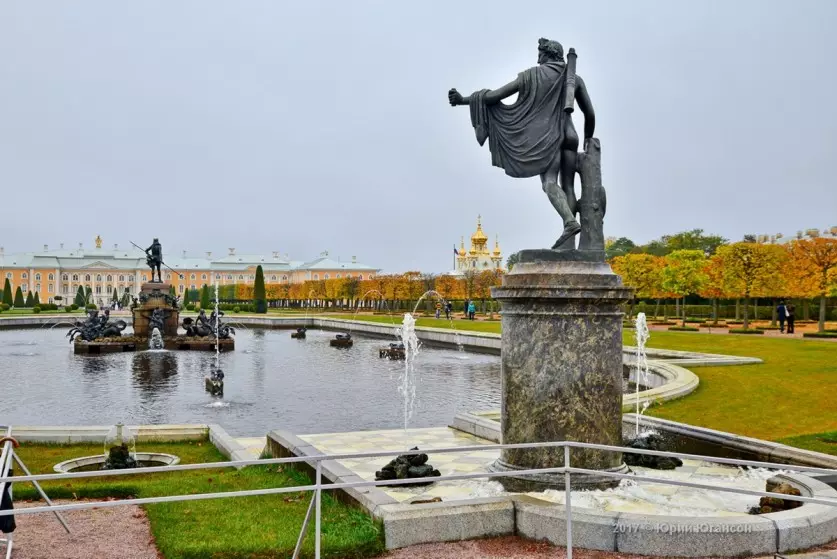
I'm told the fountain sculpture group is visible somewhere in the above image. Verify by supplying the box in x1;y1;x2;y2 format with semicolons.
68;237;235;354
449;38;630;490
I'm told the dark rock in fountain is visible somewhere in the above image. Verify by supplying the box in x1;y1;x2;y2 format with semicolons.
330;332;353;348
749;479;803;514
375;447;441;486
291;327;307;339
380;342;406;360
623;431;683;470
102;443;137;470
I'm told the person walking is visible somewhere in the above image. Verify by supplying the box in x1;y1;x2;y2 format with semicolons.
777;300;788;333
463;299;469;319
444;302;452;320
786;303;796;334
468;300;476;320
435;302;441;319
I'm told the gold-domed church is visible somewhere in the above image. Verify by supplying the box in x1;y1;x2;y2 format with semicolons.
451;216;504;274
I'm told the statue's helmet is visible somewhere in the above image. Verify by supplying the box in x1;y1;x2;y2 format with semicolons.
537;38;564;62
153;238;159;242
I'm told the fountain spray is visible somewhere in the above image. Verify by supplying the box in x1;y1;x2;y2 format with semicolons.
398;313;421;430
634;312;651;437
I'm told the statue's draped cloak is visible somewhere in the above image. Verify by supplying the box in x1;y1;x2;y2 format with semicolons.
470;61;567;178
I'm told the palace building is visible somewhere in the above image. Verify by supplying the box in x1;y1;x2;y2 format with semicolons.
0;236;379;306
451;216;504;275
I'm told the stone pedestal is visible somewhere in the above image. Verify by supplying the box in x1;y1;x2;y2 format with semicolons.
132;282;179;338
489;250;632;490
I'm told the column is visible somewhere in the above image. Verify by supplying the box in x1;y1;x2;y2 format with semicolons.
489;251;631;491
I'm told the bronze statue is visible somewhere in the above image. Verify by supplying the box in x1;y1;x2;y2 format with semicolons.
448;38;596;250
145;238;163;282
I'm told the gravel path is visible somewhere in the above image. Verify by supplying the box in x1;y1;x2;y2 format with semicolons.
6;500;159;559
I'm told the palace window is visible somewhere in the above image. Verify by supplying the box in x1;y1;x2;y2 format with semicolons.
142;275;147;281
358;275;363;280
324;274;330;280
282;275;288;282
190;284;196;290
62;274;69;281
73;274;79;281
238;275;244;280
21;284;28;292
48;273;54;281
96;274;102;282
190;274;196;280
48;284;53;293
166;273;171;281
106;275;112;282
119;275;125;281
35;273;41;281
35;283;41;292
179;285;184;293
201;274;207;280
63;286;69;294
4;273;10;279
313;274;319;280
85;274;91;282
336;274;341;279
48;298;53;304
227;275;233;280
271;275;277;281
21;273;27;279
215;274;221;280
369;274;374;279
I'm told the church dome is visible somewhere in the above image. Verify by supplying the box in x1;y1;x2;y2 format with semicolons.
471;216;488;245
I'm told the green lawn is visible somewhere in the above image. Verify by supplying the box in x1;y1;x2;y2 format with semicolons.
15;441;383;559
331;313;837;452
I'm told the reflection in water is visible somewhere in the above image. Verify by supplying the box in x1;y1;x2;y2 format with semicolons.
132;351;179;394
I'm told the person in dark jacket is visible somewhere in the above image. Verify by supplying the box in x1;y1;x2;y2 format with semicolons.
777;300;788;333
786;303;796;334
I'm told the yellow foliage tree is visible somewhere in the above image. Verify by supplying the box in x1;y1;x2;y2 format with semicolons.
660;250;707;326
788;238;837;332
716;242;785;329
611;254;663;318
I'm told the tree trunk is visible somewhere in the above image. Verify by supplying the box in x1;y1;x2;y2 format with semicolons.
735;299;741;320
628;299;635;319
655;299;661;320
743;296;750;330
754;299;759;325
712;298;718;324
663;300;668;320
682;297;687;327
819;295;827;333
770;298;777;327
675;298;680;319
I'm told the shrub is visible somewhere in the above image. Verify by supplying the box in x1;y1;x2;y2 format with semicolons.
86;303;97;310
729;328;764;334
32;306;41;314
253;265;267;313
70;304;79;311
2;278;12;307
803;332;837;338
669;325;699;331
14;287;25;307
186;303;196;311
233;305;241;313
1;303;9;311
64;306;73;313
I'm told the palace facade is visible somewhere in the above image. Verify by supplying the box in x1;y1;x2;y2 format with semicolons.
0;236;379;306
451;216;504;275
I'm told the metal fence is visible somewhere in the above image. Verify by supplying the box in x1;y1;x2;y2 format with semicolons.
1;426;837;559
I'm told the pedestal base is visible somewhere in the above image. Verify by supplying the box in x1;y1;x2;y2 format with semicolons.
489;458;629;492
490;253;632;488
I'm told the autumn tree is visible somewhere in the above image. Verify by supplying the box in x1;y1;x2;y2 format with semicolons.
660;250;707;326
611;254;662;318
788;238;837;332
716;242;785;329
699;254;729;323
605;237;637;259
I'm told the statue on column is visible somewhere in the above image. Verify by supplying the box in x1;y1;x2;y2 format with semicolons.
145;238;163;283
448;38;604;253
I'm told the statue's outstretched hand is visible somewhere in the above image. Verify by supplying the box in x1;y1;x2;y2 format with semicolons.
448;88;463;106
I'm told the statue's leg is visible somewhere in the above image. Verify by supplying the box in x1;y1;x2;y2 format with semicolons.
561;118;580;214
541;161;580;250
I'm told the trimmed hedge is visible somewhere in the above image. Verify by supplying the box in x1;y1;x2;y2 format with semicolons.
32;306;41;314
669;326;699;332
803;332;837;338
729;328;765;335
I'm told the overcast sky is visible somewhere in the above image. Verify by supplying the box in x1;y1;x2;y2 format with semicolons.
1;1;835;273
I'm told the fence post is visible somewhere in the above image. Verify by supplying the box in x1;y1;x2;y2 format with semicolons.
315;461;322;559
564;445;572;559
